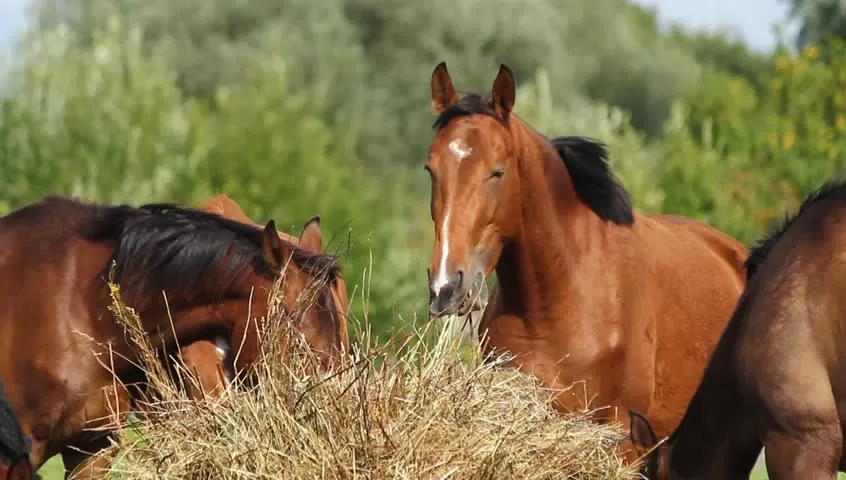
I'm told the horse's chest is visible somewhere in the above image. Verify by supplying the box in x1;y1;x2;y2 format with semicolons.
484;313;619;371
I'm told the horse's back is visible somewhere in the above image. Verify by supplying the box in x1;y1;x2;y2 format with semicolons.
640;215;749;293
197;194;299;244
635;212;747;326
622;213;747;437
736;198;846;380
648;214;748;280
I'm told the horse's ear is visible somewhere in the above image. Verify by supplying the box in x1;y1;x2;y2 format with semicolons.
629;409;659;458
261;220;285;269
299;216;323;251
491;64;516;121
431;62;459;113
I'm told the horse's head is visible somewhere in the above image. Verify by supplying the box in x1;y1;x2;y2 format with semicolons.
194;195;349;371
227;219;344;373
217;219;293;371
425;62;519;317
629;410;671;479
284;216;350;370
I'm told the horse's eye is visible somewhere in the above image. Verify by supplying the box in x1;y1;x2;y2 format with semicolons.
490;168;505;179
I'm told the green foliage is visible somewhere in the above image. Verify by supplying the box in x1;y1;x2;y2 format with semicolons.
9;0;846;346
784;0;846;50
0;18;429;341
29;0;705;160
666;26;772;92
8;4;846;478
662;39;846;244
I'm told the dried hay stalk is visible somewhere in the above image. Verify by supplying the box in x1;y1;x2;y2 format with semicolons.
95;270;639;479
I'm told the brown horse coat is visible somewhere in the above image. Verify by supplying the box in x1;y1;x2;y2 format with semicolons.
177;194;350;399
0;196;340;478
424;63;747;461
631;179;846;480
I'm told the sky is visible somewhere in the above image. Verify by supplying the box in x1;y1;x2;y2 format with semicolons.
0;0;27;52
632;0;795;51
0;0;796;53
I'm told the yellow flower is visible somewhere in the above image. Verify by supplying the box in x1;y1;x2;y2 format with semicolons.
806;46;819;59
775;55;790;71
782;131;795;149
837;116;846;131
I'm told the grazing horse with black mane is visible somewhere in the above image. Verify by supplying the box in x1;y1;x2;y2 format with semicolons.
0;381;38;480
630;178;846;480
424;62;748;461
177;193;351;399
0;195;340;478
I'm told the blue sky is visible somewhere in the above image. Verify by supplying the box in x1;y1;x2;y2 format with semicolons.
0;0;27;52
0;0;795;53
632;0;795;51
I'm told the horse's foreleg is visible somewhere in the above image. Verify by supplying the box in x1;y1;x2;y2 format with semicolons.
763;425;841;480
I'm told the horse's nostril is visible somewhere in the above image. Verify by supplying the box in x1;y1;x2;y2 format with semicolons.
456;270;464;286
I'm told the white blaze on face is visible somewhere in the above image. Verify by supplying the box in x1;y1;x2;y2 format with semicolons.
433;138;473;295
432;210;452;295
448;138;473;161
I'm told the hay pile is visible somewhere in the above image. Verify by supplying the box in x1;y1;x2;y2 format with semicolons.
97;277;639;479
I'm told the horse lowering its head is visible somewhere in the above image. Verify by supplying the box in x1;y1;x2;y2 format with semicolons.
630;179;846;479
177;194;350;398
424;63;747;465
0;195;340;476
0;382;37;480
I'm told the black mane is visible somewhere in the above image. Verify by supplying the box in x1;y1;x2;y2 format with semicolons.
549;136;634;225
433;94;634;225
0;381;33;472
70;198;340;302
745;178;846;281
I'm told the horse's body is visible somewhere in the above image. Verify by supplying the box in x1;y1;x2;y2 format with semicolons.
177;194;350;399
0;195;340;478
631;179;846;480
0;381;37;480
424;63;747;461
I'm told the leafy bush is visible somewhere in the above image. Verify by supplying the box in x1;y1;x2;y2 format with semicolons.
0;18;429;340
668;40;846;244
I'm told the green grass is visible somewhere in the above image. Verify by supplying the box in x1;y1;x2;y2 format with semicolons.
750;465;846;479
35;423;144;479
37;455;63;479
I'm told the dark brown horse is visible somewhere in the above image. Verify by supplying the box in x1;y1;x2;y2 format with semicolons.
177;194;351;399
630;179;846;479
0;381;37;480
0;195;340;478
424;62;748;461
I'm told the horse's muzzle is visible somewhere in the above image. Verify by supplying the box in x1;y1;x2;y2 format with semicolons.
429;270;465;317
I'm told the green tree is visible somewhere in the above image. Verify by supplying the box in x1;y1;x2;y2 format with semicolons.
783;0;846;49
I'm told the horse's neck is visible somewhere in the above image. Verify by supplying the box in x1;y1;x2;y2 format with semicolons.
495;125;614;320
668;311;762;477
129;293;237;351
